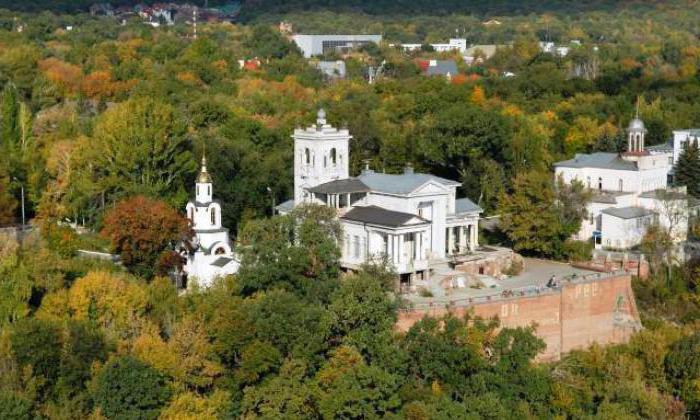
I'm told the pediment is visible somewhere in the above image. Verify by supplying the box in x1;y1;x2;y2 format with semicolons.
411;180;450;195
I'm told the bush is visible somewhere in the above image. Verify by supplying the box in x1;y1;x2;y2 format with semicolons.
561;240;593;262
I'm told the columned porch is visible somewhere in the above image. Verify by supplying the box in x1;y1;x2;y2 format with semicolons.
445;222;479;256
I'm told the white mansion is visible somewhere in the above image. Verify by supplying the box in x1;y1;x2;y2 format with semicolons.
277;110;482;283
183;155;239;287
555;115;698;250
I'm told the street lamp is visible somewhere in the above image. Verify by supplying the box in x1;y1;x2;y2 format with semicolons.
266;186;275;216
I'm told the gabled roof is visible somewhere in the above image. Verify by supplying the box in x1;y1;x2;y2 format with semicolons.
554;152;639;171
308;178;370;194
419;60;458;76
341;206;429;228
357;170;459;195
454;198;482;214
601;206;655;219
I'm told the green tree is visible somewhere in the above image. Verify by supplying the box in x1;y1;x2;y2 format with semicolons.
236;204;342;301
675;141;700;198
56;321;108;399
665;332;700;411
499;171;589;257
92;356;172;420
0;391;32;420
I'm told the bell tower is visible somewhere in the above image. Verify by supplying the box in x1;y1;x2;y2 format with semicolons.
627;102;646;154
195;154;213;204
292;109;352;204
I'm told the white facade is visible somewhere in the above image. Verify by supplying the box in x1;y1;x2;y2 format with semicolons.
555;116;693;250
291;34;383;58
397;38;468;53
279;110;482;280
672;129;700;165
183;156;239;288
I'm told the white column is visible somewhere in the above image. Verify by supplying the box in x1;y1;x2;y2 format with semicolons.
447;227;454;255
471;223;478;250
459;226;467;253
397;234;403;264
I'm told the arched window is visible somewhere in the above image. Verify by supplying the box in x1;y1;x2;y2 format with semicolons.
330;148;337;165
598;177;603;191
305;148;310;164
215;247;226;255
211;207;216;225
618;179;623;192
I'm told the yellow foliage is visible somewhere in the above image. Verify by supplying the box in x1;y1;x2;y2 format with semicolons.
177;71;203;86
132;323;179;377
159;390;230;420
502;104;522;117
67;271;148;338
168;316;223;391
35;289;70;322
470;86;486;105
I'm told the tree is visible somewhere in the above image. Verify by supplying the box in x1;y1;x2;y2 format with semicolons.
72;98;195;220
236;204;342;301
499;172;589;257
1;82;20;153
675;141;700;198
56;321;108;399
101;196;192;279
0;391;32;420
91;356;172;420
665;333;700;411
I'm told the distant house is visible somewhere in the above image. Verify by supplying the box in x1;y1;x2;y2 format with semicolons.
463;45;500;64
291;34;382;58
315;60;347;80
417;59;458;79
238;58;262;71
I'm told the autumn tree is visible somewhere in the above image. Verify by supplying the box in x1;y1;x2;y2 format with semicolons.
101;196;193;279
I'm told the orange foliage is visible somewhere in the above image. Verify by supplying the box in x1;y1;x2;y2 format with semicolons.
450;74;468;85
470;86;486;104
177;71;204;86
38;57;82;95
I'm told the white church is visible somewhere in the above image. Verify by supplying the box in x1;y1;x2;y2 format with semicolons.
183;155;239;288
555;114;698;250
276;109;482;284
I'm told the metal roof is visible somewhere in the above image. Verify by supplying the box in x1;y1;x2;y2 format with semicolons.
357;170;460;195
275;199;295;213
211;257;234;268
308;178;370;194
454;197;482;214
425;60;458;76
554;152;639;171
341;206;429;228
601;206;655;219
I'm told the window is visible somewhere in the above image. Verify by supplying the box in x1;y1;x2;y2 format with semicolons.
207;185;211;195
618;179;623;192
215;247;225;255
324;156;327;168
305;148;310;164
330;148;337;165
353;236;360;258
197;186;199;195
211;207;216;225
598;177;603;191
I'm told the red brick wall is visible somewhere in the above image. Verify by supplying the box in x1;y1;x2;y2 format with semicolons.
397;275;640;361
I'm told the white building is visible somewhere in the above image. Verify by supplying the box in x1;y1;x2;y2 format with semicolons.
183;155;239;287
555;116;696;250
277;110;482;283
292;34;383;58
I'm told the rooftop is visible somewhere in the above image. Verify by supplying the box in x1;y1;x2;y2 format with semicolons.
357;169;460;195
601;206;655;219
211;257;235;268
341;206;429;228
454;197;482;214
590;191;633;204
308;178;370;195
554;152;639;171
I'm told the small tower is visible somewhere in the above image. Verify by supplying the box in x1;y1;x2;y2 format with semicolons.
627;101;646;154
196;154;213;204
292;109;352;204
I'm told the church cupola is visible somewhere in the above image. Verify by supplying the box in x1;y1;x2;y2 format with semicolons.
196;154;213;203
627;102;646;154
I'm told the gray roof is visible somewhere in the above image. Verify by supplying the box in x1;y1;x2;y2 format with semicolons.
357;170;460;195
601;206;655;219
308;178;370;194
425;60;458;77
455;198;482;214
341;206;429;228
554;152;639;171
275;199;295;213
590;191;631;204
647;141;673;153
211;257;234;268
